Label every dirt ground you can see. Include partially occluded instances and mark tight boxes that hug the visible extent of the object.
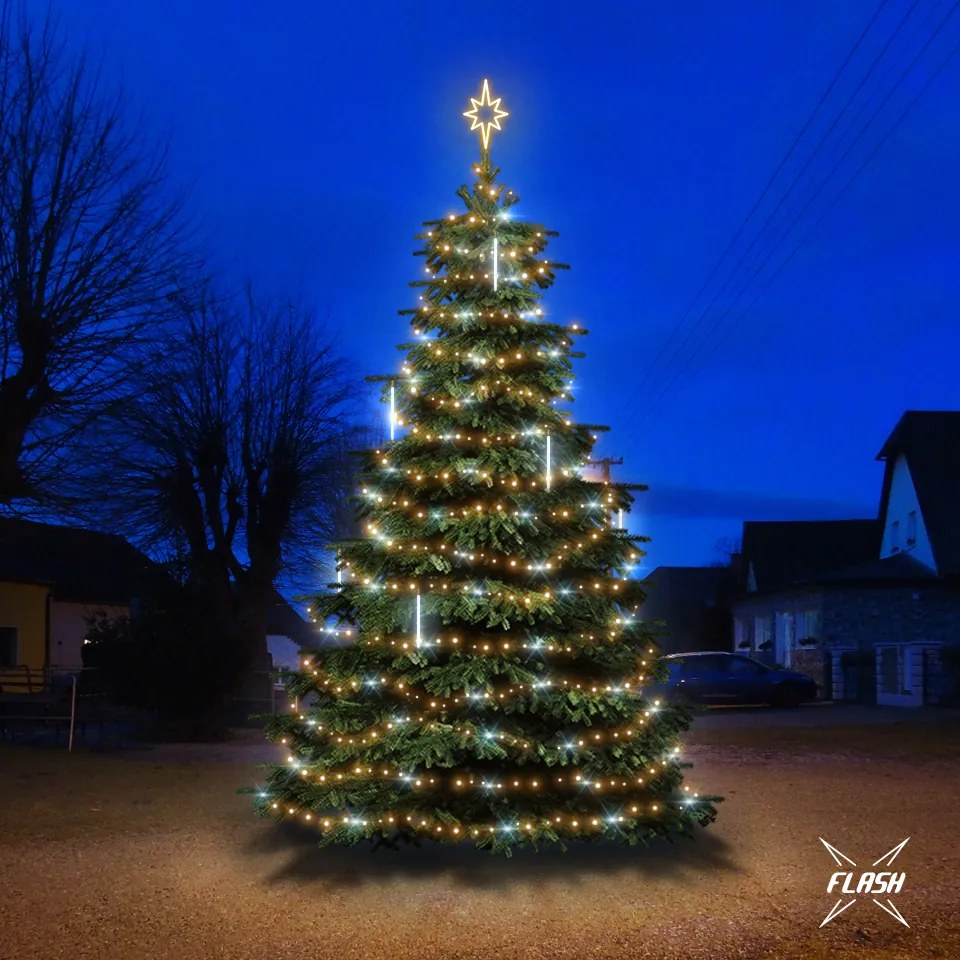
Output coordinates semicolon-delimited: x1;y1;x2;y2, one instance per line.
1;707;958;960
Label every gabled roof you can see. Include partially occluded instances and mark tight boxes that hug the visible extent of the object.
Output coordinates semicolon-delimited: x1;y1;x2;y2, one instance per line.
266;589;312;644
0;518;159;604
877;410;960;576
740;519;879;594
809;551;938;584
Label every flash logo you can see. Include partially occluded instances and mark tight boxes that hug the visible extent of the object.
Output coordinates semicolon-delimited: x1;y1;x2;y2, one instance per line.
819;837;910;928
827;871;906;895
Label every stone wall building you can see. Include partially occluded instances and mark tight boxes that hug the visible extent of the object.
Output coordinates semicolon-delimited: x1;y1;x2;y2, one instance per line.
731;411;960;706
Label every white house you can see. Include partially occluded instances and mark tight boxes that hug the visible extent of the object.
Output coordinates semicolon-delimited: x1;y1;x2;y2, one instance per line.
731;411;960;707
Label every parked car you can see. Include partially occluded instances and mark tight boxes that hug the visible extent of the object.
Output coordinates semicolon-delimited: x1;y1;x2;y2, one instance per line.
648;651;818;707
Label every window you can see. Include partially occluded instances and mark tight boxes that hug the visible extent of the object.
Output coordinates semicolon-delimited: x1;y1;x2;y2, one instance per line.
798;609;820;642
686;654;729;674
728;656;767;676
0;627;17;667
890;520;900;552
907;510;917;546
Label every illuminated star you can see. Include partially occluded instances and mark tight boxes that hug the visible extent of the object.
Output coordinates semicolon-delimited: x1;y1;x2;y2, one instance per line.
462;78;509;150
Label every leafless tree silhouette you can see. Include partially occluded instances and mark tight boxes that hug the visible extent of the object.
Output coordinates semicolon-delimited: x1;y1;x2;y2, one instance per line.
92;289;356;686
0;4;192;504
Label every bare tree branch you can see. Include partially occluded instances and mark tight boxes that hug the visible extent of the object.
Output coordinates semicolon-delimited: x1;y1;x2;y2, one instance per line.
0;3;195;504
85;287;357;675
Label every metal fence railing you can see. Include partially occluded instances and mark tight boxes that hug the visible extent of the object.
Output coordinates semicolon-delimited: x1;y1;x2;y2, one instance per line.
0;666;292;748
0;666;149;750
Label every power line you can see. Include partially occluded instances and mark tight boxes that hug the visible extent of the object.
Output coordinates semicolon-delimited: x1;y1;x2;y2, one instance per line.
642;0;960;420
628;0;925;420
621;0;893;412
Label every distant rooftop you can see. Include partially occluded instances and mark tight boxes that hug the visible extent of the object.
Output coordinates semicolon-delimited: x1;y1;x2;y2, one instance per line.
741;519;879;593
810;551;938;584
0;517;159;604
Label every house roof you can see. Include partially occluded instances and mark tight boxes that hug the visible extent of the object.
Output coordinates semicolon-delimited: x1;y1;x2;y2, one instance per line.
266;590;312;644
877;410;960;576
640;566;733;650
642;566;730;613
808;551;939;584
740;519;880;594
0;517;159;604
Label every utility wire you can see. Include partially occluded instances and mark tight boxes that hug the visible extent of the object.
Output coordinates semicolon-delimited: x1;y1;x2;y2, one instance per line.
628;0;924;419
642;0;960;419
621;0;893;412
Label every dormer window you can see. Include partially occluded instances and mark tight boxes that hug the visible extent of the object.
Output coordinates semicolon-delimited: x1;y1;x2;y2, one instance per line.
890;520;900;553
907;510;917;547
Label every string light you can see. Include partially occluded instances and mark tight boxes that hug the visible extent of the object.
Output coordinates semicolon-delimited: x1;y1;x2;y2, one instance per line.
261;802;683;841
255;78;716;852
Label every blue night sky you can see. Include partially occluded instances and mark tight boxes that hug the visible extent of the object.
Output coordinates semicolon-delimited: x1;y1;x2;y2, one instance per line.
40;0;960;572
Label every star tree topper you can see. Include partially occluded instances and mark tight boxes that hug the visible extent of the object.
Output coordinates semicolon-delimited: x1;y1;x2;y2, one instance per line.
463;78;509;150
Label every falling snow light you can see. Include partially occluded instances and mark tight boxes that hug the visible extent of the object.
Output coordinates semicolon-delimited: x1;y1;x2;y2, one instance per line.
389;381;396;441
545;434;552;491
492;236;499;291
415;592;422;647
618;508;624;529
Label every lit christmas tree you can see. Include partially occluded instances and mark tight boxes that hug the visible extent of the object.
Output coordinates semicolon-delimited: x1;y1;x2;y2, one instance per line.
255;80;718;852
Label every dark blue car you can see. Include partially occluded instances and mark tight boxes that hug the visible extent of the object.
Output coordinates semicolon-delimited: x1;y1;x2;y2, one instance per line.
649;651;818;707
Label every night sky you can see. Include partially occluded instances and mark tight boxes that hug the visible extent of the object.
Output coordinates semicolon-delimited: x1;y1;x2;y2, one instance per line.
40;0;960;572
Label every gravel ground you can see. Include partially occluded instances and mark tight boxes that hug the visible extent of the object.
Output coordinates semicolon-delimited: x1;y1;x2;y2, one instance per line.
1;712;958;960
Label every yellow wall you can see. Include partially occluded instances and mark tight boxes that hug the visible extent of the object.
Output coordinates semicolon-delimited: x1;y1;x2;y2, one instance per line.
0;580;49;673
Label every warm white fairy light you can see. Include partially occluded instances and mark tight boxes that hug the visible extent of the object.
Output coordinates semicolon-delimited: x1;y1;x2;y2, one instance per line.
258;84;717;853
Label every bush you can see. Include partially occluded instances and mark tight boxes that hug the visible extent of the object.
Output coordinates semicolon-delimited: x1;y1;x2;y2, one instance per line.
81;585;251;739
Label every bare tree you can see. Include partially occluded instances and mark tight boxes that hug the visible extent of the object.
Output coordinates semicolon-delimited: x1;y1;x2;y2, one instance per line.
0;5;192;504
95;289;356;691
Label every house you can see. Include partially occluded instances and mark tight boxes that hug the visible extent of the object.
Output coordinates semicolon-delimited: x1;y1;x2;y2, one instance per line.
0;518;159;689
640;566;734;654
265;590;314;672
731;411;960;706
231;589;314;723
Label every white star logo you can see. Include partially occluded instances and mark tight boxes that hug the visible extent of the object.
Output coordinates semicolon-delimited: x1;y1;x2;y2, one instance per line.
819;837;911;928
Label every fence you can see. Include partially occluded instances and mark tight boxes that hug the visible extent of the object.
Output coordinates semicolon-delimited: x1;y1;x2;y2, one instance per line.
0;666;291;749
0;666;149;750
923;647;960;706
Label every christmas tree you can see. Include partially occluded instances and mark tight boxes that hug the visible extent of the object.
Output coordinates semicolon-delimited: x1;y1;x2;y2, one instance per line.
255;80;718;852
